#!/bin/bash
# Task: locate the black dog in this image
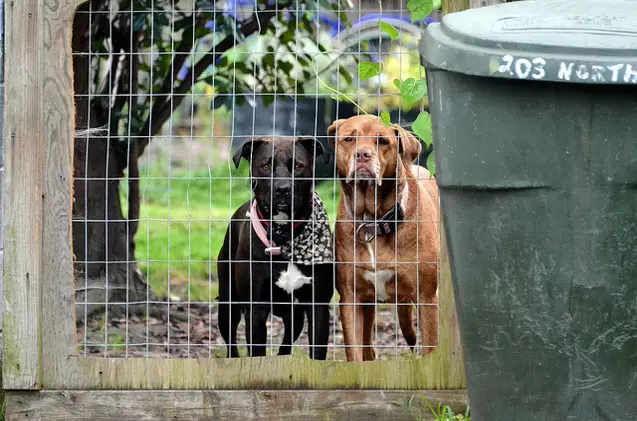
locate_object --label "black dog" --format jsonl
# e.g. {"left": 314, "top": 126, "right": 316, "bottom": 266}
{"left": 217, "top": 136, "right": 335, "bottom": 359}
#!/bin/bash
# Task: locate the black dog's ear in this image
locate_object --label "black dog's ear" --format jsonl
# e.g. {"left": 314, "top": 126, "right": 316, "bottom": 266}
{"left": 297, "top": 136, "right": 330, "bottom": 164}
{"left": 232, "top": 137, "right": 267, "bottom": 169}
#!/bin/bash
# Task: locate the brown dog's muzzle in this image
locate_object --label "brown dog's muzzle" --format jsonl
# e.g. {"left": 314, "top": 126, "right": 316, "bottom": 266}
{"left": 348, "top": 146, "right": 379, "bottom": 183}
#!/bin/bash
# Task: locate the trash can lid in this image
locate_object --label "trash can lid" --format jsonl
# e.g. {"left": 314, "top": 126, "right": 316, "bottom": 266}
{"left": 420, "top": 0, "right": 637, "bottom": 85}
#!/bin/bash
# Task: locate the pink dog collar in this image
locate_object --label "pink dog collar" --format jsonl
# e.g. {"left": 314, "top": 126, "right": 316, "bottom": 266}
{"left": 250, "top": 200, "right": 281, "bottom": 255}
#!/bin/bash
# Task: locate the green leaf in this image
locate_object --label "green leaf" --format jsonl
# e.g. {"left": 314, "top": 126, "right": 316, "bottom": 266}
{"left": 279, "top": 61, "right": 294, "bottom": 74}
{"left": 412, "top": 111, "right": 433, "bottom": 148}
{"left": 380, "top": 111, "right": 392, "bottom": 127}
{"left": 297, "top": 55, "right": 309, "bottom": 67}
{"left": 262, "top": 94, "right": 275, "bottom": 107}
{"left": 393, "top": 78, "right": 402, "bottom": 89}
{"left": 262, "top": 53, "right": 275, "bottom": 69}
{"left": 378, "top": 21, "right": 399, "bottom": 40}
{"left": 407, "top": 0, "right": 434, "bottom": 23}
{"left": 427, "top": 151, "right": 436, "bottom": 175}
{"left": 358, "top": 62, "right": 381, "bottom": 81}
{"left": 400, "top": 77, "right": 427, "bottom": 107}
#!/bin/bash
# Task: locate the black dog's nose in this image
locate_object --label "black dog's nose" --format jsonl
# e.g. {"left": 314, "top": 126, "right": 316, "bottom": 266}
{"left": 355, "top": 149, "right": 373, "bottom": 162}
{"left": 275, "top": 185, "right": 291, "bottom": 197}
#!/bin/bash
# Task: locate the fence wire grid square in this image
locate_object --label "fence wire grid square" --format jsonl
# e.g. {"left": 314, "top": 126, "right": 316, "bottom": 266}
{"left": 72, "top": 0, "right": 441, "bottom": 362}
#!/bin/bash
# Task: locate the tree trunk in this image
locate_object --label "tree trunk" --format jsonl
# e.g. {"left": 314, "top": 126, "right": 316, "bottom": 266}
{"left": 72, "top": 3, "right": 161, "bottom": 321}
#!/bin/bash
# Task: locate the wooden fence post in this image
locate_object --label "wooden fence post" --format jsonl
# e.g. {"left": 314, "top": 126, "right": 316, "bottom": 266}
{"left": 3, "top": 0, "right": 43, "bottom": 389}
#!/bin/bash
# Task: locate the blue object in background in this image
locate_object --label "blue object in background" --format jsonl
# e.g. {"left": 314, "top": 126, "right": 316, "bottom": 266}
{"left": 177, "top": 3, "right": 442, "bottom": 83}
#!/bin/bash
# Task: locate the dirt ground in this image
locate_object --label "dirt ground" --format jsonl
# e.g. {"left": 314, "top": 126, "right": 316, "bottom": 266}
{"left": 77, "top": 300, "right": 426, "bottom": 360}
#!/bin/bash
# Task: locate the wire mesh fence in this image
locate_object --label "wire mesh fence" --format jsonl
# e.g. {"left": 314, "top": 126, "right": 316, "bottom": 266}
{"left": 72, "top": 0, "right": 441, "bottom": 361}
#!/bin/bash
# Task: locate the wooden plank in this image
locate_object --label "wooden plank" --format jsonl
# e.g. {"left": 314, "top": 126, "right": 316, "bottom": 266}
{"left": 438, "top": 221, "right": 467, "bottom": 387}
{"left": 39, "top": 0, "right": 85, "bottom": 388}
{"left": 469, "top": 0, "right": 504, "bottom": 7}
{"left": 5, "top": 389, "right": 468, "bottom": 420}
{"left": 3, "top": 0, "right": 43, "bottom": 389}
{"left": 442, "top": 0, "right": 470, "bottom": 14}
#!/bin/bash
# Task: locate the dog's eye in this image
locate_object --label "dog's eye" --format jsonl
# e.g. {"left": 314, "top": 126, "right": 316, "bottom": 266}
{"left": 294, "top": 163, "right": 304, "bottom": 171}
{"left": 261, "top": 163, "right": 271, "bottom": 171}
{"left": 379, "top": 137, "right": 390, "bottom": 146}
{"left": 343, "top": 137, "right": 354, "bottom": 143}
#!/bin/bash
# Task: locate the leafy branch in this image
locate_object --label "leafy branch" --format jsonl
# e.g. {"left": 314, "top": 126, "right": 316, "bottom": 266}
{"left": 367, "top": 0, "right": 436, "bottom": 172}
{"left": 313, "top": 0, "right": 438, "bottom": 173}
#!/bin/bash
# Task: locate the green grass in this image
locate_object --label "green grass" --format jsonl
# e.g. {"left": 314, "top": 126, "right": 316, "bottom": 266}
{"left": 409, "top": 395, "right": 471, "bottom": 421}
{"left": 124, "top": 161, "right": 341, "bottom": 301}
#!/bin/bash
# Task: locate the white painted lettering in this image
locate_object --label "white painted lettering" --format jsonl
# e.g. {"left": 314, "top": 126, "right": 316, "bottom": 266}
{"left": 591, "top": 66, "right": 606, "bottom": 82}
{"left": 624, "top": 64, "right": 637, "bottom": 83}
{"left": 531, "top": 58, "right": 546, "bottom": 80}
{"left": 499, "top": 55, "right": 514, "bottom": 75}
{"left": 575, "top": 64, "right": 590, "bottom": 80}
{"left": 558, "top": 62, "right": 574, "bottom": 80}
{"left": 497, "top": 55, "right": 636, "bottom": 84}
{"left": 607, "top": 64, "right": 624, "bottom": 82}
{"left": 515, "top": 58, "right": 532, "bottom": 79}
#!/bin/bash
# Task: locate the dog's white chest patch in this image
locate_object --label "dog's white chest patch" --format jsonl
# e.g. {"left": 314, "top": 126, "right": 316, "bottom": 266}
{"left": 273, "top": 211, "right": 289, "bottom": 225}
{"left": 276, "top": 263, "right": 312, "bottom": 294}
{"left": 363, "top": 269, "right": 394, "bottom": 302}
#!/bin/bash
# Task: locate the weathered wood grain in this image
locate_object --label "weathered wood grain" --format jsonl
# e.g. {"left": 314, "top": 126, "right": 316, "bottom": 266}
{"left": 5, "top": 389, "right": 468, "bottom": 420}
{"left": 3, "top": 0, "right": 44, "bottom": 389}
{"left": 442, "top": 0, "right": 470, "bottom": 14}
{"left": 40, "top": 0, "right": 86, "bottom": 389}
{"left": 439, "top": 222, "right": 467, "bottom": 387}
{"left": 469, "top": 0, "right": 505, "bottom": 8}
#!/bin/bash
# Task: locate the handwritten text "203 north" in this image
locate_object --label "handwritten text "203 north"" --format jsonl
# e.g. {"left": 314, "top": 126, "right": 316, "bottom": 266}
{"left": 497, "top": 54, "right": 637, "bottom": 84}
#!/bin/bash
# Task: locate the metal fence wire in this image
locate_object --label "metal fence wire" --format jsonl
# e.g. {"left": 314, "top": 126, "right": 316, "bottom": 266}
{"left": 72, "top": 0, "right": 441, "bottom": 361}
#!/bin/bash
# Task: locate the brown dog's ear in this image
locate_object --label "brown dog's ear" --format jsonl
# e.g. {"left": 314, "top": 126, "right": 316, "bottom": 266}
{"left": 393, "top": 124, "right": 422, "bottom": 164}
{"left": 232, "top": 137, "right": 267, "bottom": 169}
{"left": 327, "top": 119, "right": 345, "bottom": 149}
{"left": 297, "top": 137, "right": 329, "bottom": 164}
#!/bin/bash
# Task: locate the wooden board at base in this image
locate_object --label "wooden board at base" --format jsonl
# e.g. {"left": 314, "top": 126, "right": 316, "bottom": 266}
{"left": 5, "top": 389, "right": 468, "bottom": 421}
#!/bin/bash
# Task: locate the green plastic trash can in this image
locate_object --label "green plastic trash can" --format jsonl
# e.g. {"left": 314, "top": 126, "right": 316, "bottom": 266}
{"left": 420, "top": 1, "right": 637, "bottom": 420}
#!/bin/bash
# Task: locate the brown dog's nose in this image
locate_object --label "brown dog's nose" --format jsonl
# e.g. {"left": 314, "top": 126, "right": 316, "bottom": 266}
{"left": 355, "top": 149, "right": 373, "bottom": 162}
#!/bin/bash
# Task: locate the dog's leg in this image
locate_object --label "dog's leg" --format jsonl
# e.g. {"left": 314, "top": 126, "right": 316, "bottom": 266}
{"left": 337, "top": 262, "right": 364, "bottom": 362}
{"left": 245, "top": 305, "right": 270, "bottom": 357}
{"left": 361, "top": 305, "right": 376, "bottom": 361}
{"left": 398, "top": 304, "right": 417, "bottom": 352}
{"left": 417, "top": 264, "right": 439, "bottom": 356}
{"left": 339, "top": 300, "right": 364, "bottom": 362}
{"left": 217, "top": 230, "right": 242, "bottom": 358}
{"left": 278, "top": 307, "right": 304, "bottom": 356}
{"left": 307, "top": 304, "right": 330, "bottom": 360}
{"left": 219, "top": 301, "right": 242, "bottom": 358}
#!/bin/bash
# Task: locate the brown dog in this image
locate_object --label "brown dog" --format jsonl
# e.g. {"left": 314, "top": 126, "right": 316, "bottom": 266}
{"left": 328, "top": 115, "right": 439, "bottom": 362}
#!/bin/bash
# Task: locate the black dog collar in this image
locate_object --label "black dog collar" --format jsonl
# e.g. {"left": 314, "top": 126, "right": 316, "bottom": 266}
{"left": 347, "top": 182, "right": 409, "bottom": 243}
{"left": 356, "top": 204, "right": 405, "bottom": 242}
